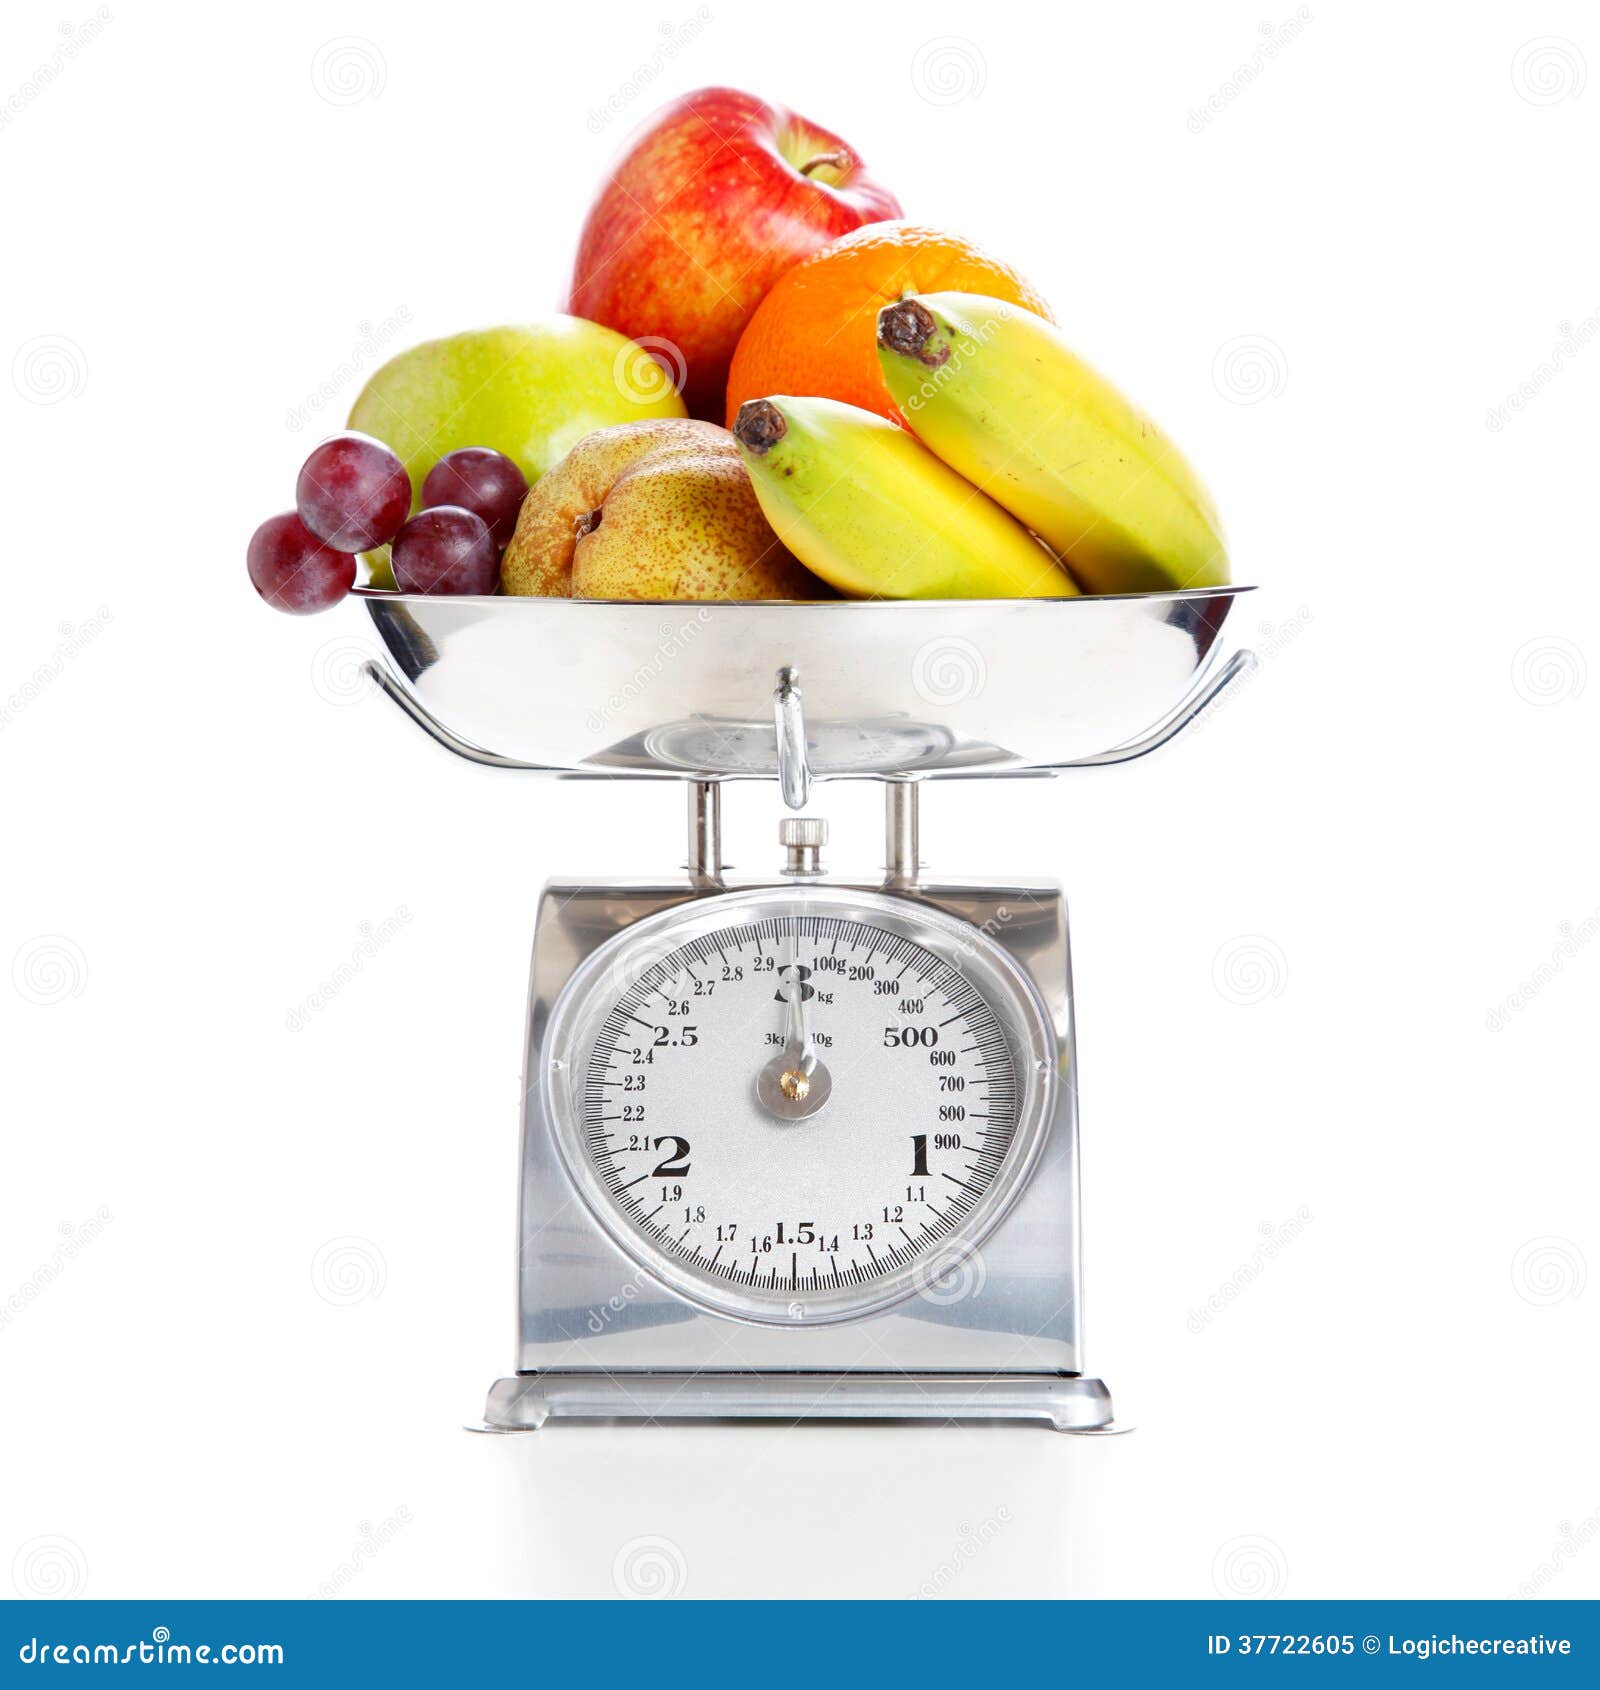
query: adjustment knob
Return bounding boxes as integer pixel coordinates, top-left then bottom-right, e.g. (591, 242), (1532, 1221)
(779, 818), (828, 847)
(779, 817), (828, 877)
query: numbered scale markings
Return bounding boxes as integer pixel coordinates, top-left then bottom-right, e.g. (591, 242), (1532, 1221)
(543, 890), (1055, 1325)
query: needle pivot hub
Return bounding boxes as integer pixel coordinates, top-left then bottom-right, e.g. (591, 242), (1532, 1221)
(758, 1054), (831, 1120)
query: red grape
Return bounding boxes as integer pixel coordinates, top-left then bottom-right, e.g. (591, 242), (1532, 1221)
(296, 432), (411, 551)
(420, 447), (529, 547)
(247, 512), (357, 613)
(391, 506), (499, 595)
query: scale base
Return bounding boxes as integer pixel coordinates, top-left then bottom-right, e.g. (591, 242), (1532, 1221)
(475, 1372), (1119, 1433)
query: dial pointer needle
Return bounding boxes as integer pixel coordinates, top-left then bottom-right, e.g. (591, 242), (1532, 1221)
(785, 929), (816, 1077)
(756, 924), (831, 1118)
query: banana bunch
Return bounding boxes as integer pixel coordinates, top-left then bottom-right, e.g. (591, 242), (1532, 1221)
(731, 396), (1077, 598)
(877, 292), (1227, 593)
(731, 292), (1227, 599)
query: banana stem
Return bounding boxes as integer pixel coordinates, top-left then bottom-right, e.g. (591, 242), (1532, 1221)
(878, 299), (946, 366)
(733, 399), (787, 455)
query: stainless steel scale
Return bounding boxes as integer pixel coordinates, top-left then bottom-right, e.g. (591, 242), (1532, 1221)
(355, 585), (1256, 1431)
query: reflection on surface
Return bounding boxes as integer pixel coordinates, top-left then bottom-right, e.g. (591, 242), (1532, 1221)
(358, 589), (1253, 778)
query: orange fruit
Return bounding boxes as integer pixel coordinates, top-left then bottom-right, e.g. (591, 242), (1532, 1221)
(725, 221), (1053, 427)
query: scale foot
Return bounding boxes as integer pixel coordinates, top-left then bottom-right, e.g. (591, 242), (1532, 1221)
(474, 1371), (1117, 1432)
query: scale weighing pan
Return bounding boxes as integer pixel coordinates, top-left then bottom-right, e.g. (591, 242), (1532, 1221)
(356, 585), (1256, 796)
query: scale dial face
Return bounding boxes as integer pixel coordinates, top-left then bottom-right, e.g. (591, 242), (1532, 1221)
(542, 886), (1056, 1325)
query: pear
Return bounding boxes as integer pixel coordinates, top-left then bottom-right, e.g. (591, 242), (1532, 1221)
(502, 419), (720, 595)
(502, 419), (819, 601)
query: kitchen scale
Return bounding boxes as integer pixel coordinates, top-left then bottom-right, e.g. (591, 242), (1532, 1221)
(356, 586), (1256, 1431)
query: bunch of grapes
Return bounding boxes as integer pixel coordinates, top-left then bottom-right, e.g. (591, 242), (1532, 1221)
(247, 436), (529, 613)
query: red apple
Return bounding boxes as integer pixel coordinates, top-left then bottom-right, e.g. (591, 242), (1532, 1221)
(567, 86), (902, 420)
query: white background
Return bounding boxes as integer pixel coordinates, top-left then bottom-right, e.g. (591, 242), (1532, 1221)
(3, 0), (1597, 1602)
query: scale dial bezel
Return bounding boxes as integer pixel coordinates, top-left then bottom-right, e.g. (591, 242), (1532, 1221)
(540, 884), (1058, 1327)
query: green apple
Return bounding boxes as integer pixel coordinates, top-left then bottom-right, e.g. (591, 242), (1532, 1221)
(347, 319), (687, 545)
(363, 543), (395, 590)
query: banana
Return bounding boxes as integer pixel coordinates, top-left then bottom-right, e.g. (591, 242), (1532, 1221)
(730, 395), (1079, 599)
(876, 292), (1228, 594)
